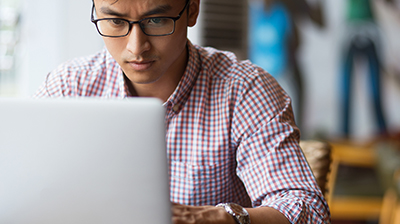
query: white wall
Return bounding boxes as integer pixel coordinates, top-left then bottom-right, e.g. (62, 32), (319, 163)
(17, 0), (104, 96)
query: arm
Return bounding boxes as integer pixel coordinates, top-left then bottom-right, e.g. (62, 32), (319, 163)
(172, 203), (290, 224)
(172, 69), (330, 224)
(248, 207), (290, 224)
(232, 73), (329, 223)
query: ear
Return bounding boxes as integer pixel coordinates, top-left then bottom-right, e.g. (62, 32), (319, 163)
(187, 0), (200, 27)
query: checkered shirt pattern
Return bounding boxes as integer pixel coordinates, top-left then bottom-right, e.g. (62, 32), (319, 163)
(34, 41), (330, 223)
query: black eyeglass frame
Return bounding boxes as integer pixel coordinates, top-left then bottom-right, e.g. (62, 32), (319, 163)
(91, 0), (190, 37)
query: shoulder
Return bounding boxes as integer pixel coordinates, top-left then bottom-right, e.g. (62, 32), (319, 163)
(193, 44), (282, 100)
(192, 44), (289, 114)
(194, 44), (271, 84)
(35, 48), (122, 97)
(52, 48), (115, 76)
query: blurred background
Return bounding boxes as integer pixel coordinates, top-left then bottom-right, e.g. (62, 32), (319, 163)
(1, 0), (400, 223)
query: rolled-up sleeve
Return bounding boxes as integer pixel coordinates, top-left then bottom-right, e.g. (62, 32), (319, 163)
(232, 71), (330, 223)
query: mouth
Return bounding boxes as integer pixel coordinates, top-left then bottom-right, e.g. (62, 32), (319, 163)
(127, 60), (155, 71)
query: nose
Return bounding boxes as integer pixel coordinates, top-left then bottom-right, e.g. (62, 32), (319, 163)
(126, 24), (151, 56)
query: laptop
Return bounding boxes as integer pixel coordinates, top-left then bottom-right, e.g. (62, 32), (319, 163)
(0, 97), (171, 224)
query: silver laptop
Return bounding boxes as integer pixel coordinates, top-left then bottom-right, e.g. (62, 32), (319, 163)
(0, 98), (171, 224)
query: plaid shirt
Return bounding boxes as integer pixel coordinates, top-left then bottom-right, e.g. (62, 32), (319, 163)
(35, 41), (330, 223)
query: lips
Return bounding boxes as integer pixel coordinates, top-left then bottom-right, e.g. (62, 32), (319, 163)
(127, 60), (154, 71)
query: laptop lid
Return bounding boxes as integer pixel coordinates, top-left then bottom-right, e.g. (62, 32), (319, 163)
(0, 98), (171, 224)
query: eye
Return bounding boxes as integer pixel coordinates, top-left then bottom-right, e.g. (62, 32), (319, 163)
(148, 18), (163, 24)
(109, 19), (126, 26)
(142, 18), (171, 28)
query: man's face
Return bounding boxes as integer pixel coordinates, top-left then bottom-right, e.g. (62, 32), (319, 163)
(93, 0), (198, 86)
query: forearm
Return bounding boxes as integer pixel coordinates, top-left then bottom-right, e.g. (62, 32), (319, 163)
(172, 203), (290, 224)
(247, 207), (290, 224)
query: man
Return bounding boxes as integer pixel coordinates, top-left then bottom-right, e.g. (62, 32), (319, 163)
(35, 0), (330, 223)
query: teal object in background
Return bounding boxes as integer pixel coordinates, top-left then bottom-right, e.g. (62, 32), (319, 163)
(346, 0), (374, 22)
(248, 1), (292, 77)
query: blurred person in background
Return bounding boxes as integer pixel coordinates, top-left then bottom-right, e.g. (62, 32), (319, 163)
(248, 0), (325, 130)
(339, 0), (399, 138)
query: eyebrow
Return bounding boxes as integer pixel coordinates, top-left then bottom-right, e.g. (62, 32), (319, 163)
(99, 4), (173, 18)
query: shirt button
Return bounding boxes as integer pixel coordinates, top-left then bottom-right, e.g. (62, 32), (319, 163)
(172, 104), (180, 112)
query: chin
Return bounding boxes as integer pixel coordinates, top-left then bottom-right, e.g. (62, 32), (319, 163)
(130, 74), (164, 85)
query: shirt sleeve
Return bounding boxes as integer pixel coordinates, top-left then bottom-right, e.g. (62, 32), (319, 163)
(33, 70), (66, 98)
(231, 68), (331, 223)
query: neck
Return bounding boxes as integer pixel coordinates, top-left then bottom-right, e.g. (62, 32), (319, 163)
(132, 75), (183, 102)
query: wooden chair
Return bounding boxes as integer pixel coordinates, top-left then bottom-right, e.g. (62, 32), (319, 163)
(379, 169), (400, 224)
(300, 140), (332, 197)
(376, 142), (400, 224)
(326, 141), (383, 221)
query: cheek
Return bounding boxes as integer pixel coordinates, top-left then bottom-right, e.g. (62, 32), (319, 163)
(103, 38), (126, 60)
(162, 25), (187, 53)
(151, 32), (186, 56)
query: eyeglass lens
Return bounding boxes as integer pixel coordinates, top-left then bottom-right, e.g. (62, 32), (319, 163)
(96, 18), (176, 37)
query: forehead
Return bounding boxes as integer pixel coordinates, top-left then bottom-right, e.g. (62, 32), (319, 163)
(93, 0), (178, 8)
(93, 0), (181, 17)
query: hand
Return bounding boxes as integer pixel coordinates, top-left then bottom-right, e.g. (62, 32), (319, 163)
(171, 202), (236, 224)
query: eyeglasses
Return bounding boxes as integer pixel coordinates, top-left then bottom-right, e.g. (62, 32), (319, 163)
(91, 0), (189, 37)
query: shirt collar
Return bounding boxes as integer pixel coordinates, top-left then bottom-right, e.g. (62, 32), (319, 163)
(164, 40), (201, 113)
